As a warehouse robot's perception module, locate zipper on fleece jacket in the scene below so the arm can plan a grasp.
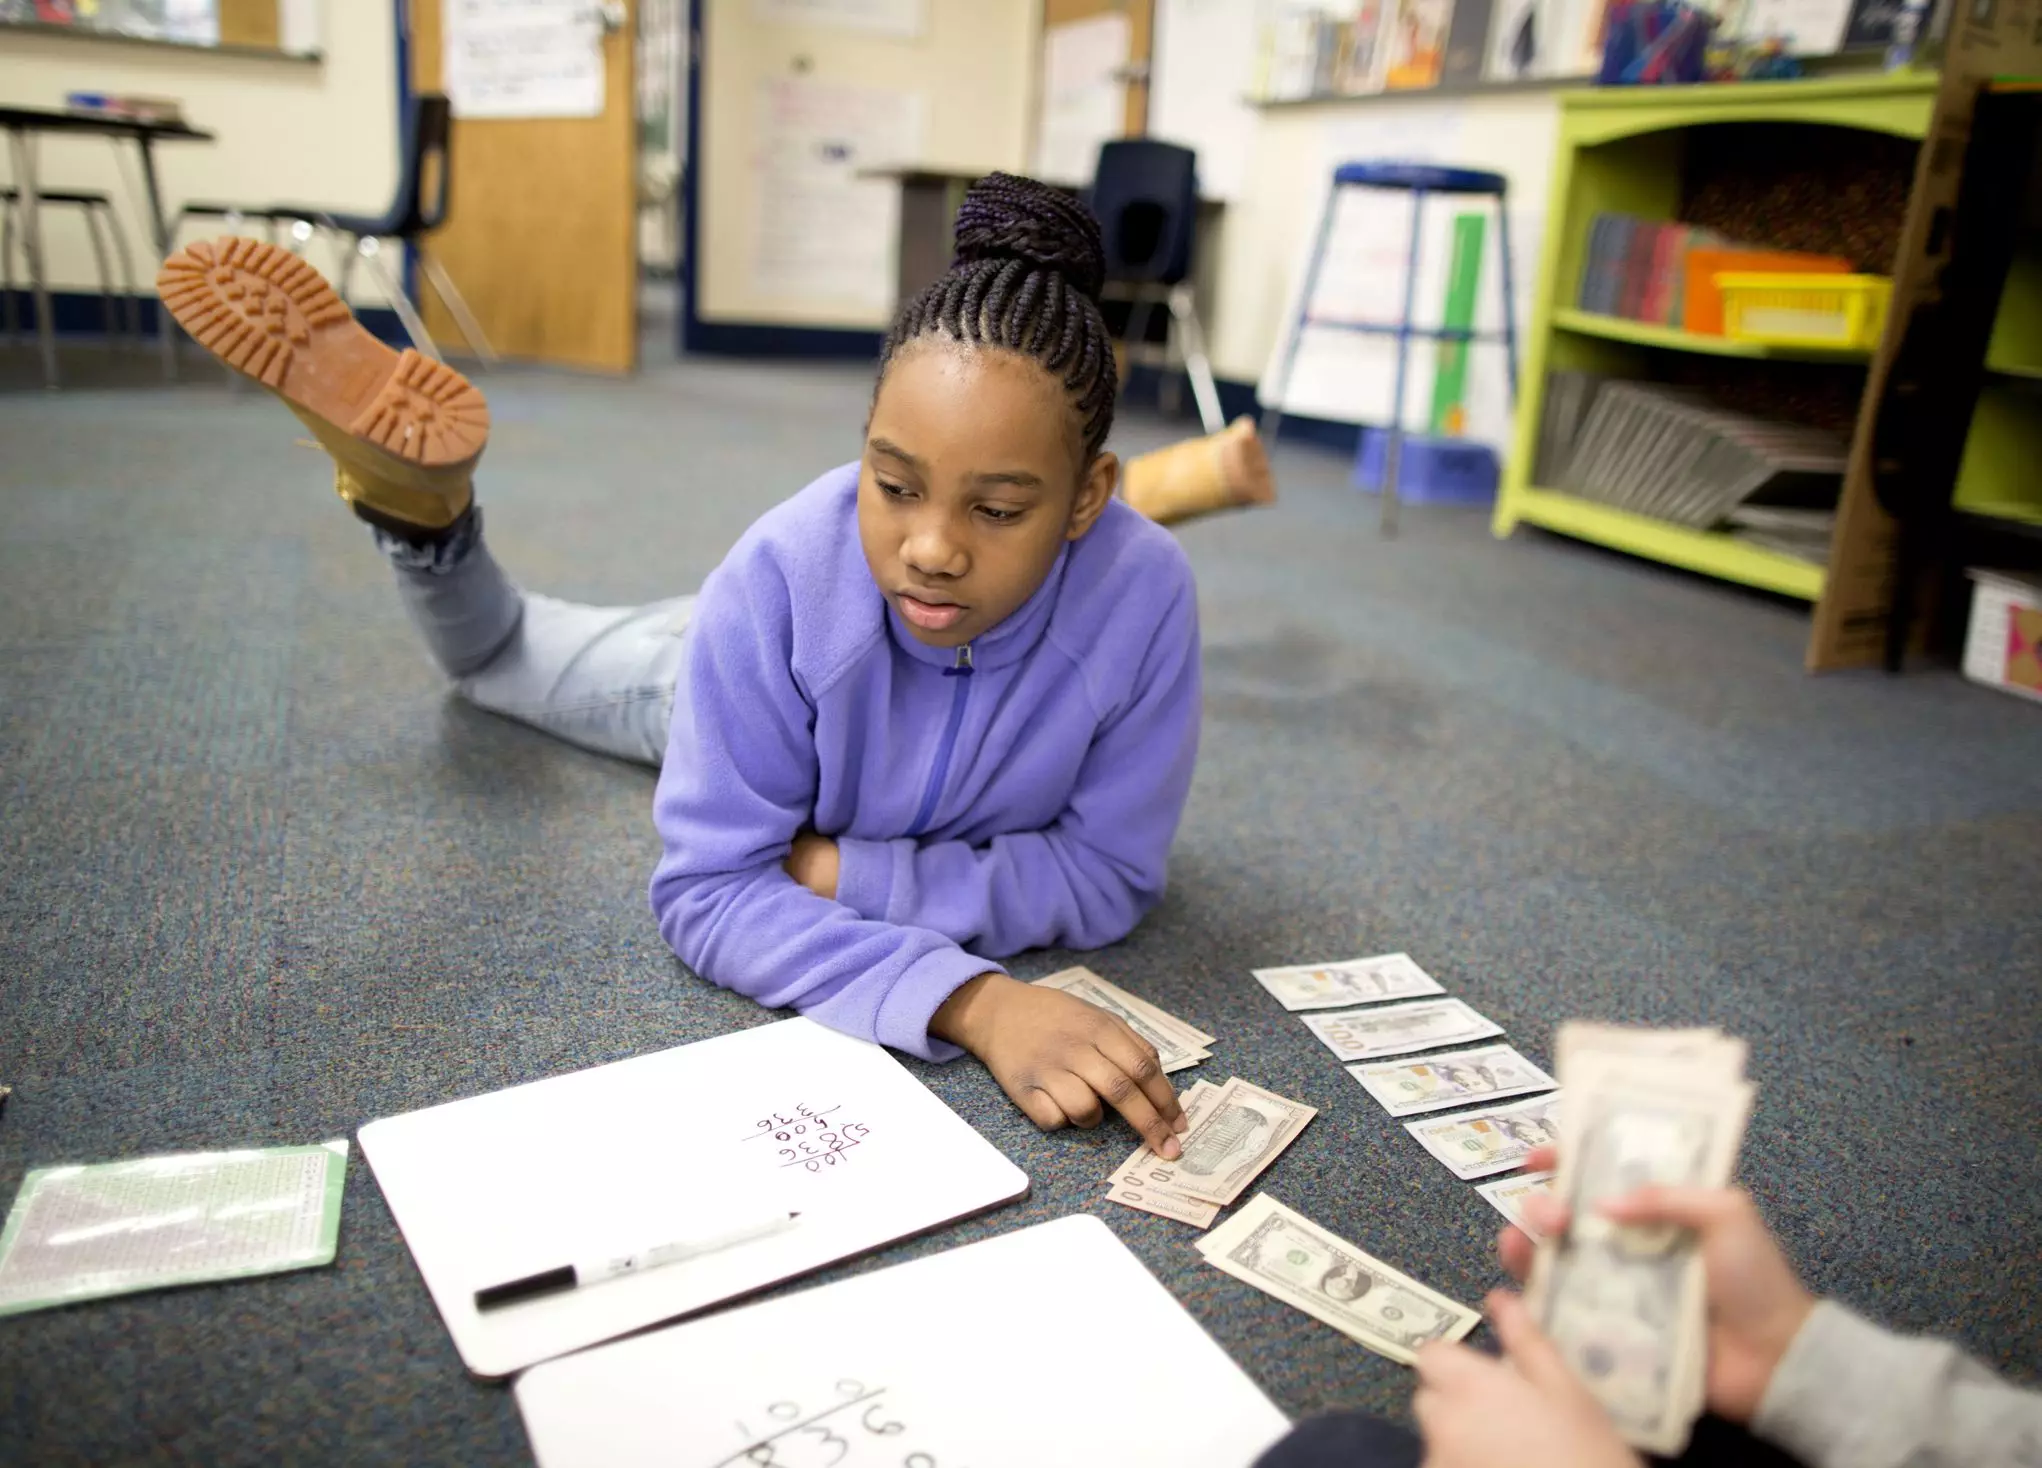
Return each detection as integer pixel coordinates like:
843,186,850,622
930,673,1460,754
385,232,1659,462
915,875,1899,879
906,642,974,837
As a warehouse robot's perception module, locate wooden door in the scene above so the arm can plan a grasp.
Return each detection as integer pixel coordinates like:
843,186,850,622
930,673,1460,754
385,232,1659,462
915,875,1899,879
1044,0,1154,135
408,0,639,372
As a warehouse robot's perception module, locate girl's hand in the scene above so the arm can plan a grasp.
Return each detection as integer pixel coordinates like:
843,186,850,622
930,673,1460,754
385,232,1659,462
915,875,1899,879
1414,1291,1642,1468
930,974,1189,1159
783,831,840,900
1496,1144,1817,1426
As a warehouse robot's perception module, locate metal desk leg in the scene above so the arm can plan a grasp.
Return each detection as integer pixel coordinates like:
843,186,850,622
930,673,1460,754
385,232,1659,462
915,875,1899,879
6,127,59,388
135,134,178,379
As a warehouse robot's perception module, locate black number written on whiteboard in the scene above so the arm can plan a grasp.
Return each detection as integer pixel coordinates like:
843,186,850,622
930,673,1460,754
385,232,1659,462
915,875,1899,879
714,1381,962,1468
737,1103,871,1172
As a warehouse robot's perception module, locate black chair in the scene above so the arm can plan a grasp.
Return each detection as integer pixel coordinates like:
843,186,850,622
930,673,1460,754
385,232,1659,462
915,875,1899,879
274,92,494,364
1089,139,1223,433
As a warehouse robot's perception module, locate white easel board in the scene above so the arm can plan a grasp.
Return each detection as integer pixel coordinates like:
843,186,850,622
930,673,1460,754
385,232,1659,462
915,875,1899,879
514,1215,1292,1468
358,1018,1030,1379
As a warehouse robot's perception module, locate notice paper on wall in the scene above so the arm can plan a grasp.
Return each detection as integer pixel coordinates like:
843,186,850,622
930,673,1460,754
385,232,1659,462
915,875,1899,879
752,0,927,37
0,1141,348,1319
444,0,605,121
752,77,926,309
1032,13,1130,186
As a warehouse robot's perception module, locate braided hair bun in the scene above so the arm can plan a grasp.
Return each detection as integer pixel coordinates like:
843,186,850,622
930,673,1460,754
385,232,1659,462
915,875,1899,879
880,171,1119,459
948,172,1107,303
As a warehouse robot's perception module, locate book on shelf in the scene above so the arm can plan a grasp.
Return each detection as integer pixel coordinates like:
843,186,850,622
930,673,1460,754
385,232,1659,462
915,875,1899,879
1440,0,1496,82
1384,0,1455,86
1576,216,1848,334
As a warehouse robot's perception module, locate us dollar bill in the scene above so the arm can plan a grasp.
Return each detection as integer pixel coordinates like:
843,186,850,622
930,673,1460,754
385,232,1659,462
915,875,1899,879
1105,1082,1223,1227
1303,998,1504,1063
1528,1027,1754,1457
1130,1077,1317,1206
1251,953,1445,1012
1347,1043,1558,1116
1033,967,1212,1072
1404,1093,1563,1180
1475,1170,1555,1237
1196,1193,1478,1364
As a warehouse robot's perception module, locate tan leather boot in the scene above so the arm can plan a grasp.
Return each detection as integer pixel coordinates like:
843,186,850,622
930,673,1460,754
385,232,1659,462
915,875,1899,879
1120,415,1276,526
157,237,488,531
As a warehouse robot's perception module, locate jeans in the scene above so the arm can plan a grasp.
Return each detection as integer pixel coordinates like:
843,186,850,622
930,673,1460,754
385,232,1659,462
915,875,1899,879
1254,1412,1806,1468
379,511,690,767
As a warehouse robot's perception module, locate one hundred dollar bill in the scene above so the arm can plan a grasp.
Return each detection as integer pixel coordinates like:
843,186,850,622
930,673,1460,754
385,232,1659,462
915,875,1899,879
1528,1026,1754,1456
1347,1043,1558,1116
1302,998,1504,1063
1126,1077,1316,1206
1196,1193,1478,1365
1250,953,1445,1011
1034,967,1213,1072
1403,1094,1562,1180
1474,1170,1555,1238
1105,1082,1223,1227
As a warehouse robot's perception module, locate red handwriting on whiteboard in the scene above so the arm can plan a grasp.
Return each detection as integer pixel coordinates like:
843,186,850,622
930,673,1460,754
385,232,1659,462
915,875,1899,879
739,1101,873,1172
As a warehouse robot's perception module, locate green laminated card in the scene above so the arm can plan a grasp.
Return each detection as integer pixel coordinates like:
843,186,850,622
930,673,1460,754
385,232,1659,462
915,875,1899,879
0,1139,348,1317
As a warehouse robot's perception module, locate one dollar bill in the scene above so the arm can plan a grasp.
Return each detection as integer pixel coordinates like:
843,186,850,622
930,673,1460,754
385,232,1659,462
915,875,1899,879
1196,1193,1478,1365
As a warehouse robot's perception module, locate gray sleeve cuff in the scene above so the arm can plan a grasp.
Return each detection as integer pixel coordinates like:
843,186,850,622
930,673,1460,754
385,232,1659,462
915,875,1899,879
1753,1299,2004,1468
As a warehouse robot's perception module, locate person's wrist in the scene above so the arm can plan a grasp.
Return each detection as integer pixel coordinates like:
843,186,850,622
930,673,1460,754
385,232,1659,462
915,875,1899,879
1749,1289,1819,1410
929,972,1017,1053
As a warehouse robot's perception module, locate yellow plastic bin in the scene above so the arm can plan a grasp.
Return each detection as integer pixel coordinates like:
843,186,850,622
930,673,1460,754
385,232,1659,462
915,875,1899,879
1714,272,1894,350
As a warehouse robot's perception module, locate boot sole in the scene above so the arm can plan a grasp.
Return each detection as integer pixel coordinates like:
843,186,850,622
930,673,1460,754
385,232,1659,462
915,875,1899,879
156,237,489,475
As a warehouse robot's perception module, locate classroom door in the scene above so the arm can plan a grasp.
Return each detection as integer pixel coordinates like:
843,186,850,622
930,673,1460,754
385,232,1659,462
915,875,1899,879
407,0,639,372
1044,0,1154,136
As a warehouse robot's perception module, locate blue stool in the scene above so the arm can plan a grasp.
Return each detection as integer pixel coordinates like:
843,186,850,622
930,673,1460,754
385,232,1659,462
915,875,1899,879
1261,162,1521,535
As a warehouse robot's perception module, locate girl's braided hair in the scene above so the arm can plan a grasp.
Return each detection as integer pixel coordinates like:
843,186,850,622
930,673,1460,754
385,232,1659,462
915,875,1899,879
879,172,1117,461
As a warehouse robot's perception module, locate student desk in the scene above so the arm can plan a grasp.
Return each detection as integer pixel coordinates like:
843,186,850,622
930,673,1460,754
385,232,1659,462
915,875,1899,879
0,105,215,386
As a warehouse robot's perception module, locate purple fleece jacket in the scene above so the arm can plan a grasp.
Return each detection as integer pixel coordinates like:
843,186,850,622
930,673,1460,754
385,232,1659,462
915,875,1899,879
648,463,1201,1062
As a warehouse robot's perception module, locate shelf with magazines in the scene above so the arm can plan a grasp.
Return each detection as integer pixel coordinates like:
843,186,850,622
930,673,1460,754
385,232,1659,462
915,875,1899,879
1495,74,1941,653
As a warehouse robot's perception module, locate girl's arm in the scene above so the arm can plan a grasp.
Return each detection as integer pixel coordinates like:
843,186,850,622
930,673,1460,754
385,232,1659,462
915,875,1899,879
647,554,991,1062
831,575,1200,957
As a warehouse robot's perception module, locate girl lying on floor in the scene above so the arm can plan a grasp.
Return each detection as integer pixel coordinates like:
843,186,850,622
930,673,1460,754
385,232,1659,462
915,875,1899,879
159,173,1276,1162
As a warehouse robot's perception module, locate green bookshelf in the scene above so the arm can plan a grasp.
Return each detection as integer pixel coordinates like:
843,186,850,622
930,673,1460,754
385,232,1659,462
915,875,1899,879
1554,307,1877,360
1958,252,2042,530
1494,73,1941,603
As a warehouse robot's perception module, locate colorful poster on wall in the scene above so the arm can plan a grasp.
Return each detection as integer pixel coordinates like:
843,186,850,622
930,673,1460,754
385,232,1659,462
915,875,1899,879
751,76,926,308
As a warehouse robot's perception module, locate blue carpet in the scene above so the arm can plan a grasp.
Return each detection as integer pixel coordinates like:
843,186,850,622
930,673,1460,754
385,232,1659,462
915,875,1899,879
2,343,2039,1466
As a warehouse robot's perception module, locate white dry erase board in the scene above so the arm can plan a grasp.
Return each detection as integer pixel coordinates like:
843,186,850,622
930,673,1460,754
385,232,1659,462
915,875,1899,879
514,1214,1292,1468
358,1018,1030,1378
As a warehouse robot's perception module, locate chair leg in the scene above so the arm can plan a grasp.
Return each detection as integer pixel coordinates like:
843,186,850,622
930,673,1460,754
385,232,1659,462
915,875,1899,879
334,232,358,306
355,235,443,362
1,197,17,343
1168,285,1226,435
102,199,141,342
81,202,120,350
418,246,499,366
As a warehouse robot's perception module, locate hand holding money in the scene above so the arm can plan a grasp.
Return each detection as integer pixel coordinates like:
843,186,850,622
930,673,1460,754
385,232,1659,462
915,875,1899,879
1525,1023,1757,1455
929,974,1189,1158
1500,1142,1816,1427
1413,1290,1643,1468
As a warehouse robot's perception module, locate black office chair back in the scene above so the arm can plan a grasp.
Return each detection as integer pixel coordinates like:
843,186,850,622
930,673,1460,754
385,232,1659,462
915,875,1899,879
1090,140,1198,287
392,93,453,236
